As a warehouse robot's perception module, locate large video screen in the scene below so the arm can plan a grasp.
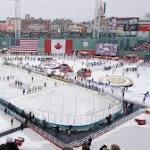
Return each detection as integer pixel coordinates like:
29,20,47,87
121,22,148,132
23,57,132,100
96,43,118,56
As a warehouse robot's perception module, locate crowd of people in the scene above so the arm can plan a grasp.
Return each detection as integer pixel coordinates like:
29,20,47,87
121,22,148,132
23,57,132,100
86,61,104,67
23,85,43,95
62,144,121,150
13,77,46,95
132,42,150,52
62,137,120,150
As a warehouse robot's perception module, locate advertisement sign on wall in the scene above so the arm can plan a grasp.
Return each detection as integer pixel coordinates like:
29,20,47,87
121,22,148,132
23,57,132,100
96,43,118,56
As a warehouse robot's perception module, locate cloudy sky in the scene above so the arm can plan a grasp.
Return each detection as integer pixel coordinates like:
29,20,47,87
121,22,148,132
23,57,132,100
0,0,149,21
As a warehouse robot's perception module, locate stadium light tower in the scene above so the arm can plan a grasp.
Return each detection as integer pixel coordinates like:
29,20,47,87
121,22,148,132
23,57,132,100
12,0,21,39
93,0,106,38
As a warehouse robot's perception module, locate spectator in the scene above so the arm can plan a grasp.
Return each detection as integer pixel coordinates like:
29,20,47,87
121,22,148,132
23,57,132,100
110,144,121,150
99,145,108,150
82,142,90,150
132,42,150,52
20,123,24,130
88,137,92,146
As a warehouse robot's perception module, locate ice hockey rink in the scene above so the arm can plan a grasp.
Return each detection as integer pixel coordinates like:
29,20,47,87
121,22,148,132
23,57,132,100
0,59,122,126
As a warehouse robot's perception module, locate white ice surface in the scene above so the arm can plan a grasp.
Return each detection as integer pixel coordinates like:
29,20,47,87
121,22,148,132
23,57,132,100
0,60,122,126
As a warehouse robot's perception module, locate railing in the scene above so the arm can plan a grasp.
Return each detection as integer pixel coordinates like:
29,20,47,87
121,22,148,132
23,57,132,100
0,127,21,138
67,108,145,148
23,109,144,149
27,122,66,148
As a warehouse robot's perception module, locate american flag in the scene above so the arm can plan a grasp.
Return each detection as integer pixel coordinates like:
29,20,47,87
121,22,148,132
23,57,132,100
10,39,38,53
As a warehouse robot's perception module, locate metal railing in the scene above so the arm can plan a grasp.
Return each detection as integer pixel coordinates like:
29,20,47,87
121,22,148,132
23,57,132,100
27,122,66,148
67,108,144,148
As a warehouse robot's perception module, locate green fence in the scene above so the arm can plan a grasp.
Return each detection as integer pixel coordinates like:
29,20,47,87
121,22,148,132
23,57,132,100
0,38,10,48
73,39,96,50
0,36,149,57
38,38,45,54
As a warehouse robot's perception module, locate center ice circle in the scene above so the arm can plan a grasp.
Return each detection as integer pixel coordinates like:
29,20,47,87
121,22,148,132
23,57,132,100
106,77,126,84
101,76,133,87
41,62,60,69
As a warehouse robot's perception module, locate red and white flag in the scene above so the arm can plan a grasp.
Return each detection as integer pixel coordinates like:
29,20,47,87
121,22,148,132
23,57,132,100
44,39,73,55
10,39,38,53
51,39,66,54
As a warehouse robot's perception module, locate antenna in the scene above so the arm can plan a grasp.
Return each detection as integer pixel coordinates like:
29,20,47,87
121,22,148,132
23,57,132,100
12,0,21,39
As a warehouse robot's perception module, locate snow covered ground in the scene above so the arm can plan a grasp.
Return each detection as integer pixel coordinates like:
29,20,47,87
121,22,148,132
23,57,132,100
0,128,60,150
0,109,60,150
0,109,20,133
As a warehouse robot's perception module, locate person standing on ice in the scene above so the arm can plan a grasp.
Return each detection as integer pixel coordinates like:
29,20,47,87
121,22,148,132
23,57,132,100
11,118,14,126
23,89,25,95
31,77,34,82
44,82,46,87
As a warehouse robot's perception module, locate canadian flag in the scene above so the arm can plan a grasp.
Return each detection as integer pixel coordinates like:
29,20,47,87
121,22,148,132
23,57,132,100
51,39,65,54
45,39,73,55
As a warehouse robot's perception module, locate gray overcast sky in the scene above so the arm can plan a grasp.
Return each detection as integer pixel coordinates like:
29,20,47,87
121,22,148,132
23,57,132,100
0,0,149,21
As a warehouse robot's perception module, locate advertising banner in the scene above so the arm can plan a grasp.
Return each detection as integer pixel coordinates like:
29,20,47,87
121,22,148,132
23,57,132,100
96,43,118,56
